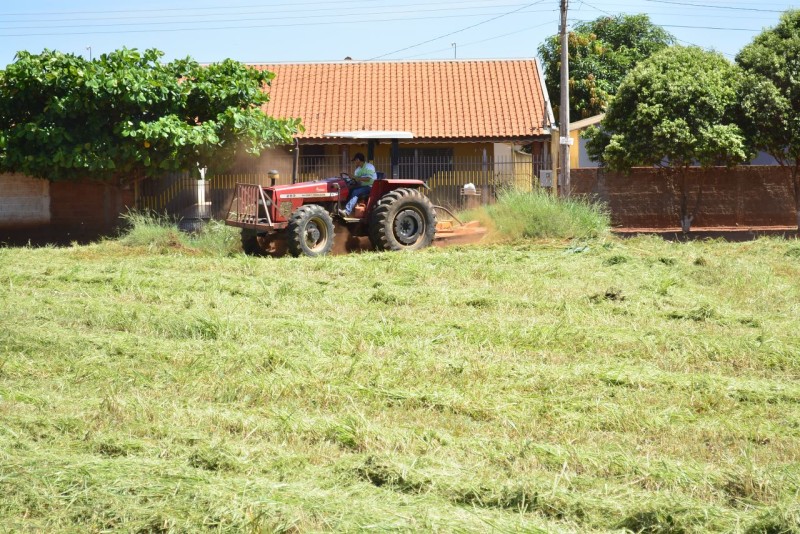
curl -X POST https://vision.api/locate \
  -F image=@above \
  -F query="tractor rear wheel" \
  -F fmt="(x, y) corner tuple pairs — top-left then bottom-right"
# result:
(369, 188), (437, 251)
(287, 204), (335, 257)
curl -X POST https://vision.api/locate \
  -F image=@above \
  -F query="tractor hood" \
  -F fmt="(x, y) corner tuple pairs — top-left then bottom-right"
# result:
(268, 176), (343, 195)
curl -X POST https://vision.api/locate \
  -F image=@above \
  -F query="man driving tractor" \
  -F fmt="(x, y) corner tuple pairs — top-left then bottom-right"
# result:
(339, 152), (377, 217)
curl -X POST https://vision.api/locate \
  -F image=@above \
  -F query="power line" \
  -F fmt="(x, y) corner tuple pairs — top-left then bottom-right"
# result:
(400, 19), (558, 59)
(0, 0), (507, 17)
(575, 0), (781, 22)
(576, 0), (615, 16)
(570, 17), (763, 32)
(673, 38), (737, 57)
(592, 0), (794, 9)
(576, 0), (793, 19)
(0, 4), (533, 31)
(643, 0), (787, 13)
(0, 0), (787, 64)
(368, 1), (549, 60)
(660, 23), (761, 31)
(0, 9), (551, 38)
(578, 0), (747, 57)
(2, 1), (527, 24)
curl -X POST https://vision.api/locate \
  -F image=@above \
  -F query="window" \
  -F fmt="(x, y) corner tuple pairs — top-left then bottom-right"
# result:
(300, 145), (327, 174)
(398, 148), (453, 181)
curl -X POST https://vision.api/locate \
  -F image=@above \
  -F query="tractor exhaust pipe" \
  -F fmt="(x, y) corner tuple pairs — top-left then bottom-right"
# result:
(291, 138), (299, 184)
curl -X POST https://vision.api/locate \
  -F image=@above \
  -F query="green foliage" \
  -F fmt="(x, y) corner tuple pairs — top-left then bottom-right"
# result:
(736, 9), (800, 206)
(585, 46), (749, 171)
(584, 46), (749, 232)
(538, 14), (674, 121)
(463, 187), (610, 240)
(0, 48), (301, 182)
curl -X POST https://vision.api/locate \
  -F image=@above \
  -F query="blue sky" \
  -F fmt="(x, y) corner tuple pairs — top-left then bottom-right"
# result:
(0, 0), (796, 68)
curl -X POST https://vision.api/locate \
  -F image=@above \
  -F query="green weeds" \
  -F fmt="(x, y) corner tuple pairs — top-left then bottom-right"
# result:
(464, 187), (611, 241)
(118, 210), (240, 256)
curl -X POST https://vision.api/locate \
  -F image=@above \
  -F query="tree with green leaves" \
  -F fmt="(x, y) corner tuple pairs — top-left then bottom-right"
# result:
(0, 48), (301, 183)
(538, 14), (674, 122)
(585, 46), (749, 233)
(736, 10), (800, 227)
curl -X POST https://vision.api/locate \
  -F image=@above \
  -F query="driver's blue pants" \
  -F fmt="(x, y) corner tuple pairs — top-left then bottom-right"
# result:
(345, 186), (371, 214)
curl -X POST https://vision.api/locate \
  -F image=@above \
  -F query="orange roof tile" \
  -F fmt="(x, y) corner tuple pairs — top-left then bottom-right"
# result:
(251, 60), (554, 142)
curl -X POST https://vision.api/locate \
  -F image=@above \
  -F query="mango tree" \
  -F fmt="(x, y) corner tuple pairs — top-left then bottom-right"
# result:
(736, 10), (800, 227)
(585, 46), (749, 233)
(538, 14), (674, 121)
(0, 48), (300, 183)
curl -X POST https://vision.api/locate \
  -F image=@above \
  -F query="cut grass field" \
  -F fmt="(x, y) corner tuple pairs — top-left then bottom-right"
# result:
(1, 201), (799, 532)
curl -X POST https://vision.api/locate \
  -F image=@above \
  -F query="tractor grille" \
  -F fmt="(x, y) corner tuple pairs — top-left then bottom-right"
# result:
(226, 183), (272, 227)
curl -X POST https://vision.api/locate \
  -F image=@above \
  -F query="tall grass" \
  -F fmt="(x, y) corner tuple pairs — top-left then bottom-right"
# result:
(117, 210), (240, 256)
(464, 188), (610, 241)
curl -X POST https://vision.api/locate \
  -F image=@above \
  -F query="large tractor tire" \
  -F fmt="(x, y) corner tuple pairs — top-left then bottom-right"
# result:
(287, 204), (335, 257)
(369, 188), (437, 251)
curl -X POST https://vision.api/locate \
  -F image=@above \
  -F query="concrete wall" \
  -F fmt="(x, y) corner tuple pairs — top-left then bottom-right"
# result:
(572, 166), (795, 228)
(1, 174), (134, 245)
(0, 174), (50, 224)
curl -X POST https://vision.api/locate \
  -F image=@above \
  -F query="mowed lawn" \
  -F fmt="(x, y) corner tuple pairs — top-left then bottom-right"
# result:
(1, 235), (799, 532)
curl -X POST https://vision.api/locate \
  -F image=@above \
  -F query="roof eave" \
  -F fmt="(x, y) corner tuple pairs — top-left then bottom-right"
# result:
(296, 134), (551, 144)
(536, 57), (557, 130)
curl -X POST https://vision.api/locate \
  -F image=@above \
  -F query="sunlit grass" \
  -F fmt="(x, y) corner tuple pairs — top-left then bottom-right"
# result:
(117, 210), (240, 256)
(462, 188), (611, 241)
(1, 231), (799, 532)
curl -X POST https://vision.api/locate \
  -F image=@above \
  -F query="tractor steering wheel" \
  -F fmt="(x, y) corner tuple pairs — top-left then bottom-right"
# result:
(341, 173), (359, 188)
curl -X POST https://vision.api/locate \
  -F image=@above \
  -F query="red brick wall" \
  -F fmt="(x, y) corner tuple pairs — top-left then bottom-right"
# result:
(572, 166), (795, 228)
(1, 179), (135, 245)
(2, 167), (796, 245)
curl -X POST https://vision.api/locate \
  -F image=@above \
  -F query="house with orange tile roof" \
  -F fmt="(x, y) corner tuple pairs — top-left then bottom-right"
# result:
(247, 59), (556, 186)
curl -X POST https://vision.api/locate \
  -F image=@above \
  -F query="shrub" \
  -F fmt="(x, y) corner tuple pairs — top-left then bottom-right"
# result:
(118, 211), (240, 256)
(464, 188), (610, 240)
(118, 210), (184, 252)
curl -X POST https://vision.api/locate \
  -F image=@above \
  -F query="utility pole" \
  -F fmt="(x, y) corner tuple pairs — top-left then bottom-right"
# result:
(451, 43), (457, 59)
(559, 0), (571, 197)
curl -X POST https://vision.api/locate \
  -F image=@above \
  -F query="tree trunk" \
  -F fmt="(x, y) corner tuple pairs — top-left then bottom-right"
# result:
(680, 214), (693, 234)
(677, 169), (703, 234)
(678, 170), (691, 234)
(691, 176), (703, 231)
(792, 166), (800, 230)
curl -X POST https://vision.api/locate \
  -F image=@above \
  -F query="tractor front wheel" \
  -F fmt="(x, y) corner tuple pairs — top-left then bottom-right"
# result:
(369, 188), (437, 251)
(287, 205), (335, 257)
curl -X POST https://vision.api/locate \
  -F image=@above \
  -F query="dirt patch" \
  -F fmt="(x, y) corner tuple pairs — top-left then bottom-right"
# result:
(433, 223), (488, 247)
(328, 220), (488, 254)
(331, 222), (371, 255)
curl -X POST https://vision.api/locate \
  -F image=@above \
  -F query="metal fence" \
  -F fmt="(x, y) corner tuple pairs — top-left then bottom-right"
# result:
(135, 153), (552, 220)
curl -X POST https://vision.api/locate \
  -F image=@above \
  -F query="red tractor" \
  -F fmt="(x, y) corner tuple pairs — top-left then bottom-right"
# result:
(226, 173), (438, 257)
